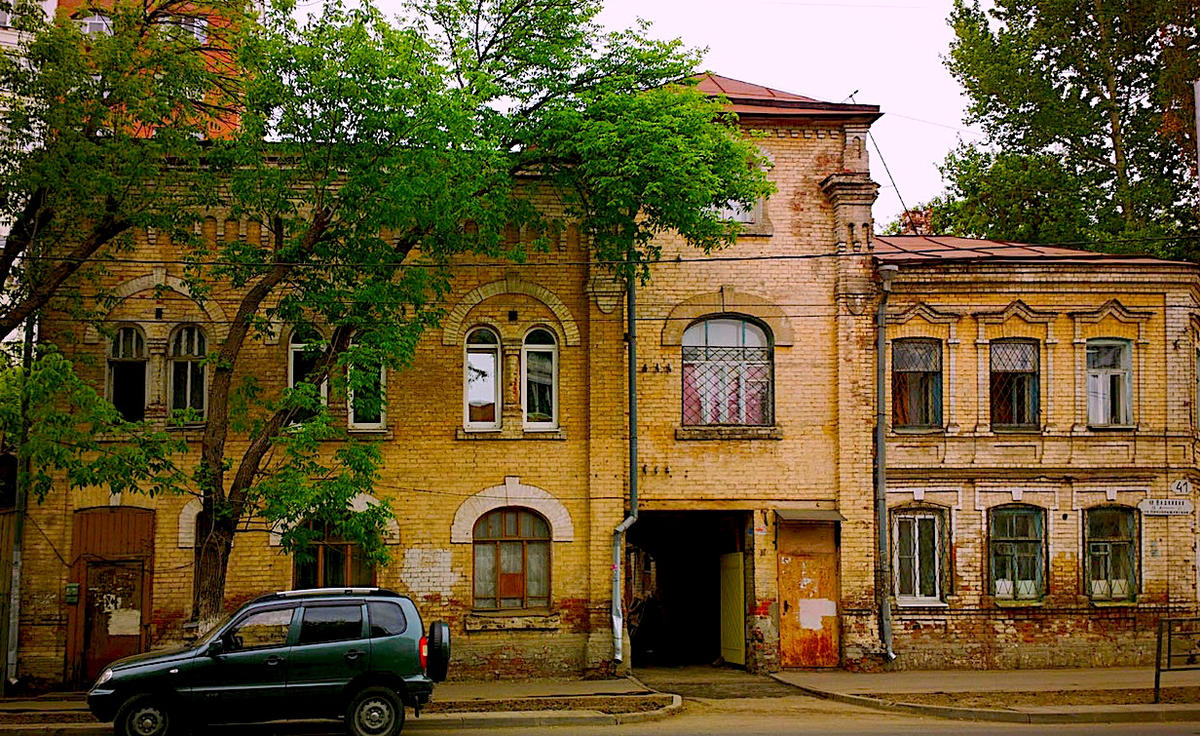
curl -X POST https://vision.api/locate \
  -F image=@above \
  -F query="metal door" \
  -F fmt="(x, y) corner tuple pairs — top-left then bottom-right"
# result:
(719, 552), (746, 666)
(83, 561), (144, 682)
(778, 522), (839, 667)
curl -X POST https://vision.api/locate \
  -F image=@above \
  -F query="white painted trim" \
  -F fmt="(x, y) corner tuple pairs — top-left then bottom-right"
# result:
(450, 476), (574, 543)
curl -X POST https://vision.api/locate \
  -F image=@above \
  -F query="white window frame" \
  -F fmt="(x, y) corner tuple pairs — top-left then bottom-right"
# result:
(288, 330), (329, 412)
(521, 328), (558, 430)
(464, 327), (501, 431)
(108, 325), (148, 421)
(1086, 338), (1133, 427)
(347, 342), (386, 432)
(177, 15), (207, 43)
(0, 10), (11, 27)
(168, 325), (207, 422)
(713, 199), (759, 224)
(78, 13), (112, 35)
(892, 510), (943, 605)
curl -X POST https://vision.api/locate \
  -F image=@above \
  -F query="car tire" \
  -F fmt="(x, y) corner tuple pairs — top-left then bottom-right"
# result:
(427, 620), (450, 683)
(346, 685), (404, 736)
(114, 694), (175, 736)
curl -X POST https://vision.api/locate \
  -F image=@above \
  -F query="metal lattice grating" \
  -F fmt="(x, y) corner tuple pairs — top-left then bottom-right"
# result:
(682, 347), (772, 426)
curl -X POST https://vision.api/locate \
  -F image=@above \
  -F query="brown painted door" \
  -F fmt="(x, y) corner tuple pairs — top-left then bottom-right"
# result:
(778, 522), (839, 668)
(84, 561), (145, 682)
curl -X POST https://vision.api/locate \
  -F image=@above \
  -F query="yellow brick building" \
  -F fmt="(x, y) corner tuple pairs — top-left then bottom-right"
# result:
(14, 75), (1200, 687)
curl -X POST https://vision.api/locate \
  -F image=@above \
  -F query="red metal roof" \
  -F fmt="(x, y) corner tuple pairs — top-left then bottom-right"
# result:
(874, 235), (1189, 267)
(694, 73), (880, 121)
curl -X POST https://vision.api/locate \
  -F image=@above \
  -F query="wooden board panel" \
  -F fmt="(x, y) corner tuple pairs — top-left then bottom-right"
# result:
(719, 552), (745, 666)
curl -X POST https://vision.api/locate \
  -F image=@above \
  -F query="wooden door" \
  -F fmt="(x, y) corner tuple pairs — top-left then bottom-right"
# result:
(83, 561), (144, 682)
(67, 507), (155, 686)
(718, 552), (745, 666)
(778, 522), (839, 668)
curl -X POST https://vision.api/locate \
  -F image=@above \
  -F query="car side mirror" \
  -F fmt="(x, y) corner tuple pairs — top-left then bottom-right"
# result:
(207, 639), (224, 657)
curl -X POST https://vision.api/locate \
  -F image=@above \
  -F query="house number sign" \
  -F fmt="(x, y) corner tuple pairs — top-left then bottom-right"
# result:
(1171, 479), (1193, 496)
(1138, 498), (1194, 516)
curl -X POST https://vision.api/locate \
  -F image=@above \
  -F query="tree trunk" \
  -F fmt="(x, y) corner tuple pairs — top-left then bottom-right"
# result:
(192, 504), (236, 625)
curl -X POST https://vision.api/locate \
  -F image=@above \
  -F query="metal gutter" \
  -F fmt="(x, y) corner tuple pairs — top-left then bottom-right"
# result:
(875, 265), (896, 661)
(612, 275), (638, 663)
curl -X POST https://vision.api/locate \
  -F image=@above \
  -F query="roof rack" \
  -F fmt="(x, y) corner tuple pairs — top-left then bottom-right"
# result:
(250, 588), (401, 604)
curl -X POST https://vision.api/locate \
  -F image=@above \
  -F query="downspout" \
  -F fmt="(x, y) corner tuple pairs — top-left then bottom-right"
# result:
(875, 264), (897, 661)
(612, 272), (638, 663)
(7, 315), (34, 688)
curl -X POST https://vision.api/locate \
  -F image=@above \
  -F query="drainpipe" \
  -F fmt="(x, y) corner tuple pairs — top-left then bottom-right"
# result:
(612, 272), (638, 663)
(6, 315), (34, 688)
(875, 264), (897, 661)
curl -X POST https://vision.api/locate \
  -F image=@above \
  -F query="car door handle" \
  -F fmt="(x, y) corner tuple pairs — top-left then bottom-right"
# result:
(265, 655), (285, 665)
(344, 650), (364, 661)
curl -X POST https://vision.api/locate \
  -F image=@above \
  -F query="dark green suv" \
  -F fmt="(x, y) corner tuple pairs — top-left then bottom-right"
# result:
(87, 588), (450, 736)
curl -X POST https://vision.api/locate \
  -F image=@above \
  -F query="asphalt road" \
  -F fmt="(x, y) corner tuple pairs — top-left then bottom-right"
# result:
(16, 694), (1200, 736)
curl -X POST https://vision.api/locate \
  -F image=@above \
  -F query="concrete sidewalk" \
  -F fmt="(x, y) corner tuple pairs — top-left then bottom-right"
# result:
(772, 666), (1200, 724)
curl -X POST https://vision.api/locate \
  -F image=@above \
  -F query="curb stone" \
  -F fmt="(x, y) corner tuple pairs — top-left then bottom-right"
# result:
(768, 674), (1200, 724)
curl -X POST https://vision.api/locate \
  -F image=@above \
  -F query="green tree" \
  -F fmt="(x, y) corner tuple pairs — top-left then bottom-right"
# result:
(179, 0), (773, 620)
(903, 0), (1199, 256)
(0, 0), (249, 337)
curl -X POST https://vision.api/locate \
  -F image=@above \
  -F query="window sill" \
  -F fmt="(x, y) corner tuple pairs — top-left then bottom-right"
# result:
(990, 426), (1042, 434)
(892, 427), (945, 435)
(1087, 425), (1136, 432)
(992, 598), (1044, 609)
(348, 427), (391, 438)
(456, 428), (567, 441)
(895, 598), (949, 609)
(675, 425), (782, 441)
(464, 611), (560, 632)
(1090, 599), (1138, 608)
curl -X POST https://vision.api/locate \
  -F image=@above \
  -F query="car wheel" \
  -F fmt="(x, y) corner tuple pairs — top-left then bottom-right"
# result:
(346, 685), (404, 736)
(115, 694), (175, 736)
(427, 620), (450, 683)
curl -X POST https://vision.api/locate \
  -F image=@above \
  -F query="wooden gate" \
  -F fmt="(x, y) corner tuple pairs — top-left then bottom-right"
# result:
(718, 552), (745, 666)
(67, 507), (155, 686)
(777, 521), (839, 668)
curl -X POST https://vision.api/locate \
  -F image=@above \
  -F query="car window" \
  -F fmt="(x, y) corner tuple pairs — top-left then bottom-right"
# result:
(368, 601), (406, 637)
(228, 608), (293, 651)
(298, 604), (364, 645)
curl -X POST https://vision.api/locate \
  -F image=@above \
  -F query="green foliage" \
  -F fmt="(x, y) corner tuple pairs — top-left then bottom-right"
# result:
(911, 0), (1199, 257)
(0, 347), (188, 503)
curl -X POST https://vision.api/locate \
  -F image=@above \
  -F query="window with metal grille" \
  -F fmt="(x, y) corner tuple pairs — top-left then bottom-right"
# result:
(292, 519), (375, 589)
(892, 339), (941, 429)
(169, 325), (207, 421)
(1087, 339), (1132, 426)
(1086, 506), (1137, 600)
(990, 340), (1039, 430)
(892, 508), (947, 603)
(108, 326), (147, 422)
(473, 508), (550, 610)
(989, 505), (1045, 600)
(681, 318), (773, 426)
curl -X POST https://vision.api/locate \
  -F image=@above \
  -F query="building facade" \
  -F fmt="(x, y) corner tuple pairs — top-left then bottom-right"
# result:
(13, 75), (1200, 687)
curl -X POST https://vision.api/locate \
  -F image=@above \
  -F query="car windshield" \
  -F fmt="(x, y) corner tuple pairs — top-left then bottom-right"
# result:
(192, 612), (235, 648)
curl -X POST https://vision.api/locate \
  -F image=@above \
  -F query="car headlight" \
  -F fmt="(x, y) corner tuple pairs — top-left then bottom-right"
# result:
(93, 669), (113, 688)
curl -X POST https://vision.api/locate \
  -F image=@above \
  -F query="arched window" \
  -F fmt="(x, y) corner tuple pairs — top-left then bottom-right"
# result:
(523, 328), (557, 428)
(681, 318), (772, 426)
(989, 504), (1046, 600)
(288, 328), (327, 422)
(465, 327), (500, 429)
(473, 508), (550, 610)
(292, 520), (375, 589)
(169, 325), (207, 420)
(108, 325), (147, 422)
(1085, 505), (1138, 600)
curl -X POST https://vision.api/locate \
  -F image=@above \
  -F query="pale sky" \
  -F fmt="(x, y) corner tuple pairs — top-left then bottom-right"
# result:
(593, 0), (983, 230)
